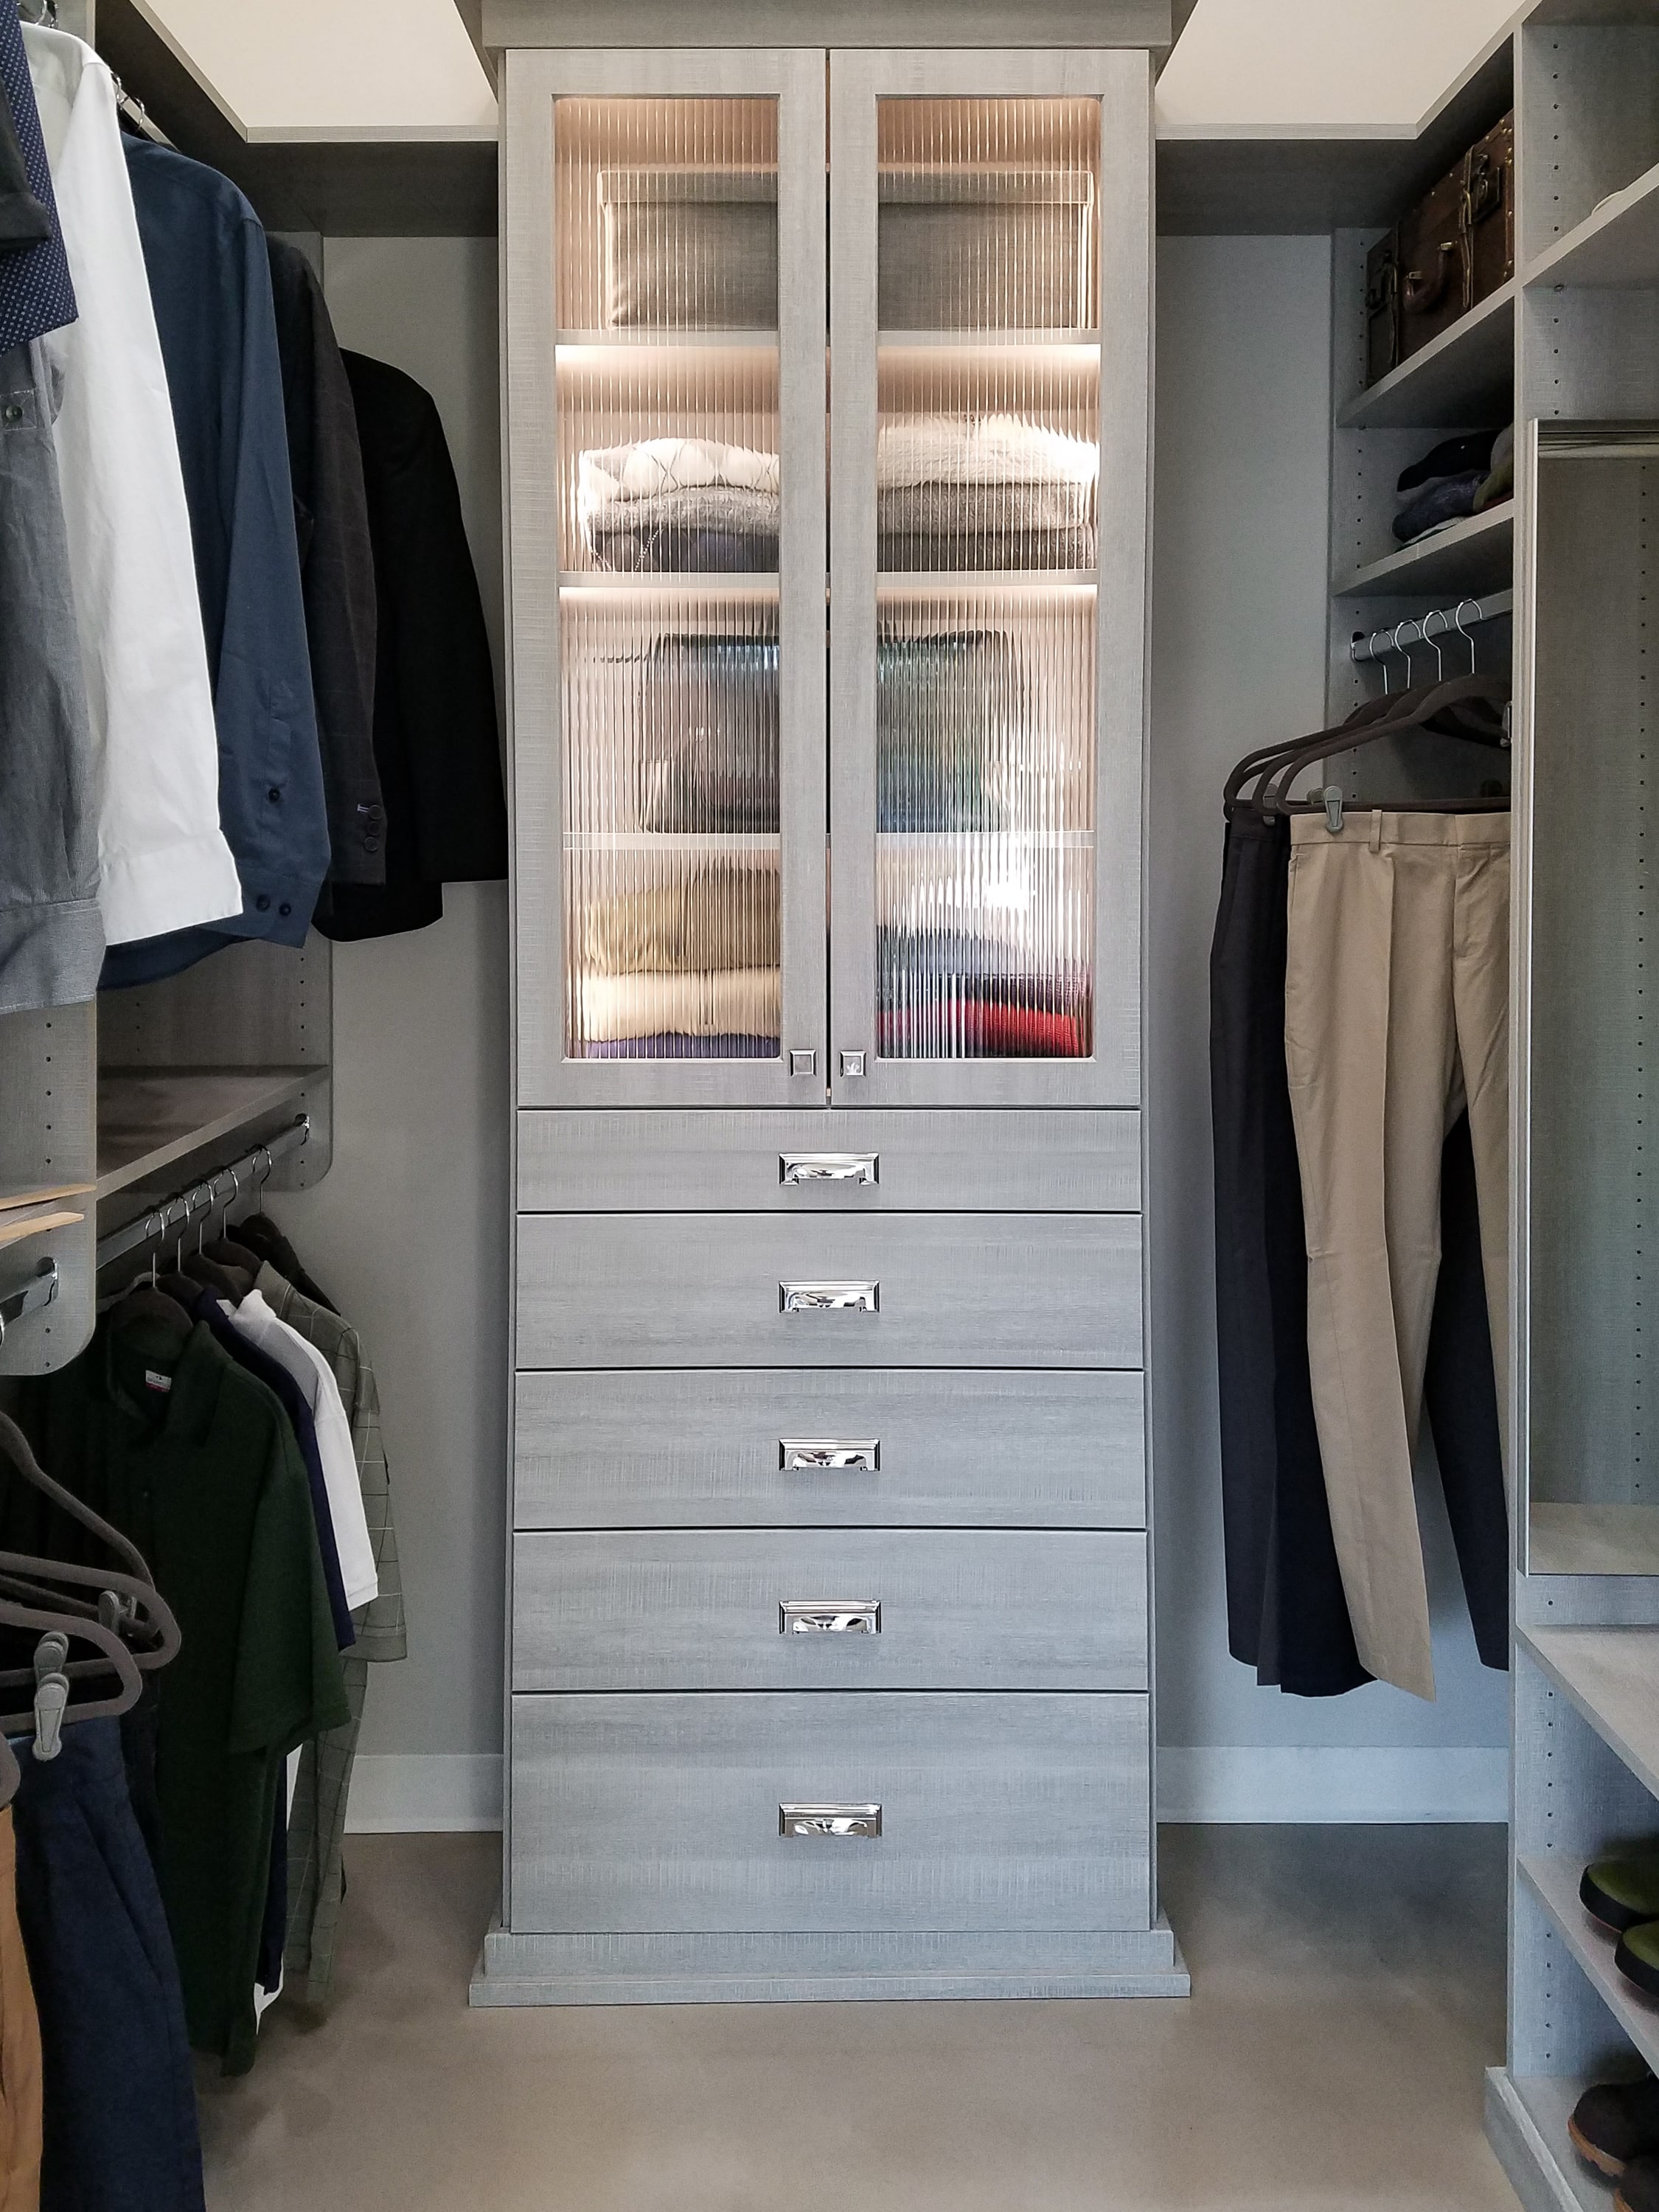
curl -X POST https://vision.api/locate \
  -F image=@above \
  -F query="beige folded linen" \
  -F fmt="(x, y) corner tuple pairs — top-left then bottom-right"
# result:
(582, 870), (781, 974)
(573, 967), (782, 1042)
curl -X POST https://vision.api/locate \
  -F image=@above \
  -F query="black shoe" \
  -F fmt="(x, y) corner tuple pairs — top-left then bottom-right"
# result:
(1584, 1854), (1659, 1935)
(1618, 1922), (1659, 2002)
(1571, 2074), (1659, 2177)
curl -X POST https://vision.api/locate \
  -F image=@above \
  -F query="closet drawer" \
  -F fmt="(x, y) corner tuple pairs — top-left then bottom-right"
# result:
(509, 1691), (1150, 1934)
(516, 1212), (1141, 1368)
(513, 1367), (1145, 1528)
(518, 1110), (1139, 1213)
(512, 1529), (1147, 1692)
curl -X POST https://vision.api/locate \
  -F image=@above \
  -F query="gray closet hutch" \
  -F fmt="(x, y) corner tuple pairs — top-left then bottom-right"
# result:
(473, 0), (1182, 2005)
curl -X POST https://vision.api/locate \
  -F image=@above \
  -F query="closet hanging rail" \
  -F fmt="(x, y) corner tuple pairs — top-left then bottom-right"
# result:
(0, 1264), (59, 1346)
(94, 1115), (311, 1273)
(1349, 590), (1513, 666)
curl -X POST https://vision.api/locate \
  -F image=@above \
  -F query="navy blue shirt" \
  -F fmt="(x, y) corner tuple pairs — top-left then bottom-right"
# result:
(102, 144), (329, 988)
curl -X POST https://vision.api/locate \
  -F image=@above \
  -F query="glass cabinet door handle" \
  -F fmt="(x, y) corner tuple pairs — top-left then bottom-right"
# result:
(779, 1281), (879, 1314)
(779, 1153), (878, 1186)
(779, 1803), (883, 1840)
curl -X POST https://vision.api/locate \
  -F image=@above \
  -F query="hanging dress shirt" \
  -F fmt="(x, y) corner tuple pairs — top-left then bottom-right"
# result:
(101, 142), (330, 987)
(21, 27), (242, 950)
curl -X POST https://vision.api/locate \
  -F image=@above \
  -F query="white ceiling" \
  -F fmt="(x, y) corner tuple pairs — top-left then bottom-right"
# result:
(130, 0), (1522, 146)
(128, 0), (497, 142)
(1157, 0), (1525, 137)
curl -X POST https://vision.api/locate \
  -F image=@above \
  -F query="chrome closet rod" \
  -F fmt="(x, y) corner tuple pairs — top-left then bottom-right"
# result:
(94, 1115), (311, 1273)
(0, 1264), (58, 1345)
(1349, 589), (1514, 666)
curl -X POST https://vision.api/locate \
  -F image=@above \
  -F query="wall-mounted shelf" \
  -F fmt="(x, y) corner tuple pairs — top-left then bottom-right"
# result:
(1529, 1502), (1659, 1577)
(1333, 504), (1513, 599)
(1518, 1625), (1659, 1799)
(96, 1068), (319, 1200)
(1526, 157), (1659, 290)
(1519, 1854), (1659, 2078)
(1337, 282), (1514, 431)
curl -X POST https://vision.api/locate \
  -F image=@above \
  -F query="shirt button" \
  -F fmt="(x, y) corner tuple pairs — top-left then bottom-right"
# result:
(268, 787), (282, 802)
(255, 894), (271, 911)
(1, 404), (21, 425)
(279, 902), (292, 917)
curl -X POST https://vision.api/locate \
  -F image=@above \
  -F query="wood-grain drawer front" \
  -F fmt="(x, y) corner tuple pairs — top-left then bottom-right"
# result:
(516, 1213), (1141, 1368)
(518, 1110), (1139, 1213)
(513, 1368), (1146, 1528)
(509, 1692), (1150, 1935)
(512, 1531), (1147, 1692)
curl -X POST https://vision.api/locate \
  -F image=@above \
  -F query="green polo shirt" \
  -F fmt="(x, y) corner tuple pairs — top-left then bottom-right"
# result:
(13, 1304), (349, 2073)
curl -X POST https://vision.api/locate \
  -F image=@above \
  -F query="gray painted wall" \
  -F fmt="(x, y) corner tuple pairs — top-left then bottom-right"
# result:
(1150, 234), (1508, 1768)
(275, 232), (1505, 1815)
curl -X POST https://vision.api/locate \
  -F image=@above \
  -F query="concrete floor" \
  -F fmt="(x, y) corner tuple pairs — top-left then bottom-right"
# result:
(200, 1824), (1517, 2211)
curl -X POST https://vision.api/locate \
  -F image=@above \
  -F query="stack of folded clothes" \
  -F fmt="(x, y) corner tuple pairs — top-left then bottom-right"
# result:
(877, 630), (1021, 832)
(1391, 424), (1514, 545)
(877, 927), (1091, 1059)
(635, 634), (779, 832)
(580, 436), (780, 572)
(877, 414), (1097, 570)
(574, 864), (781, 1059)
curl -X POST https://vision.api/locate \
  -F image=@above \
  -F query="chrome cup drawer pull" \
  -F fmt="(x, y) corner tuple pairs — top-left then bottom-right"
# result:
(779, 1439), (880, 1472)
(780, 1281), (879, 1315)
(779, 1802), (883, 1840)
(779, 1152), (878, 1186)
(779, 1599), (881, 1635)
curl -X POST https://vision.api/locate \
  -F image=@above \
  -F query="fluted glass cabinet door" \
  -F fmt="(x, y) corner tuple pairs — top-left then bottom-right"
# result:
(505, 51), (827, 1105)
(827, 51), (1151, 1107)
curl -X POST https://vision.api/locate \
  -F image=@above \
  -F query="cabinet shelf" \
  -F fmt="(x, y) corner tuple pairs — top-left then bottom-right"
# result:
(1333, 504), (1513, 599)
(1520, 1854), (1659, 2077)
(877, 829), (1094, 849)
(878, 330), (1100, 351)
(557, 330), (779, 349)
(1518, 1625), (1659, 1798)
(1337, 282), (1514, 431)
(563, 832), (780, 852)
(95, 1068), (317, 1201)
(559, 573), (780, 594)
(1526, 157), (1659, 289)
(877, 568), (1096, 592)
(1528, 1502), (1659, 1576)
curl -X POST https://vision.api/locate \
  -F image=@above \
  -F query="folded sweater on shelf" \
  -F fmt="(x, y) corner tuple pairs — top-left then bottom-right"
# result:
(572, 964), (781, 1042)
(582, 869), (780, 975)
(580, 436), (782, 573)
(877, 414), (1097, 492)
(878, 1001), (1090, 1059)
(877, 481), (1094, 570)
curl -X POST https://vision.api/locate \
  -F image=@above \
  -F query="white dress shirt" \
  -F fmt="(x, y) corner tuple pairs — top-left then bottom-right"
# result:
(223, 1286), (380, 1614)
(23, 27), (242, 947)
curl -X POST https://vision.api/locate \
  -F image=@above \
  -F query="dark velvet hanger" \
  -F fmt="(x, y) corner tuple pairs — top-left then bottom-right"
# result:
(1225, 675), (1510, 818)
(1259, 673), (1512, 819)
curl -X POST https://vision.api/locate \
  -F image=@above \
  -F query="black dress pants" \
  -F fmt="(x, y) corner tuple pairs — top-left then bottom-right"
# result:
(1210, 809), (1507, 1694)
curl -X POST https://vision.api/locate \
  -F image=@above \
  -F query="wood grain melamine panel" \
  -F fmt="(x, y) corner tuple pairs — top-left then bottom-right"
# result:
(517, 1109), (1140, 1211)
(512, 1528), (1147, 1690)
(509, 1691), (1151, 1933)
(512, 1366), (1146, 1527)
(515, 1211), (1141, 1366)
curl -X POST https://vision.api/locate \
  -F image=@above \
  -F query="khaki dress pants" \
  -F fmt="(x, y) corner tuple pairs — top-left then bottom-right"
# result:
(0, 1809), (41, 2211)
(1284, 812), (1509, 1700)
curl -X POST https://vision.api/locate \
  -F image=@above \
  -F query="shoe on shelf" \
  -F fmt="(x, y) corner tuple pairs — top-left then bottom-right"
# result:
(1618, 2152), (1659, 2212)
(1571, 2073), (1659, 2177)
(1618, 1923), (1659, 2002)
(1583, 1854), (1659, 1935)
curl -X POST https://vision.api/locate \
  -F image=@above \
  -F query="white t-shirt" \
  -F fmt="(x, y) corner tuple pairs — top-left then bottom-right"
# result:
(24, 26), (242, 946)
(222, 1287), (379, 1614)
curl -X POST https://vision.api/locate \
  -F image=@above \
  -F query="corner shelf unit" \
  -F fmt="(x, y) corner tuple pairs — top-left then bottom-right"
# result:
(0, 936), (333, 1378)
(1478, 7), (1659, 2210)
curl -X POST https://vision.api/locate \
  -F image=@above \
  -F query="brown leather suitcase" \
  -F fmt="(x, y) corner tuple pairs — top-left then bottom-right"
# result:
(1366, 109), (1514, 383)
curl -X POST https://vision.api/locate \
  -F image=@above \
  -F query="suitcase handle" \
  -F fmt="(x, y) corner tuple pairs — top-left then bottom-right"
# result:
(1403, 240), (1460, 315)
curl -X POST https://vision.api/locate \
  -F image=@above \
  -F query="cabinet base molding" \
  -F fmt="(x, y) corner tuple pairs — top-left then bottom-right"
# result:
(470, 1919), (1189, 2006)
(1484, 2069), (1604, 2212)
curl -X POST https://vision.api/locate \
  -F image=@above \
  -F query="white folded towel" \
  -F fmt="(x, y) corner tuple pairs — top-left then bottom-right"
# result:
(572, 967), (782, 1042)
